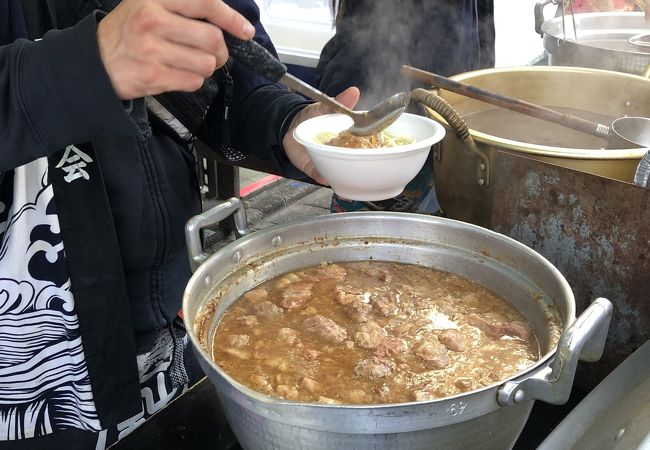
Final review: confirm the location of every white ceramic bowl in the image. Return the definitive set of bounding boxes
[293,113,446,201]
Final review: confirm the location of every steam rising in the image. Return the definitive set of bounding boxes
[317,0,496,109]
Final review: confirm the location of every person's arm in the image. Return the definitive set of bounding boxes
[227,80,313,180]
[199,0,360,182]
[1,0,256,172]
[0,12,140,171]
[199,0,317,179]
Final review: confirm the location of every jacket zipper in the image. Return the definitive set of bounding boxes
[222,69,234,149]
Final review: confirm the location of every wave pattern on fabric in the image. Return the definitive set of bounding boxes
[0,159,100,440]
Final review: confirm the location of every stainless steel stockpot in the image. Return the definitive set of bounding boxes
[182,199,612,450]
[535,8,650,75]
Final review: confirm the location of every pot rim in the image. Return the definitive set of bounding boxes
[543,30,650,59]
[541,11,648,45]
[182,212,575,410]
[442,66,649,160]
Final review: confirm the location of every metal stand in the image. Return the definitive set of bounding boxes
[195,141,241,237]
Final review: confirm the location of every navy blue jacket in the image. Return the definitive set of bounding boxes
[0,0,27,44]
[0,0,310,435]
[1,0,309,338]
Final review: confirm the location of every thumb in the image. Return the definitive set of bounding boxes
[316,86,361,115]
[335,86,361,109]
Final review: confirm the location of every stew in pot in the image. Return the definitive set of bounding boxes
[211,261,542,404]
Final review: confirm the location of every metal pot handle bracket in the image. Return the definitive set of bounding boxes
[498,297,612,406]
[185,197,249,272]
[534,0,558,36]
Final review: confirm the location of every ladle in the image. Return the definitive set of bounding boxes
[225,35,409,136]
[401,65,650,149]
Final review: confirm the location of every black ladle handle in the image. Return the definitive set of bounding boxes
[224,34,287,82]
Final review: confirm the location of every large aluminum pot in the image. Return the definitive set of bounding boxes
[182,198,612,450]
[535,8,650,76]
[430,66,650,225]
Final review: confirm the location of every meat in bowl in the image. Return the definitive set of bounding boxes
[316,131,415,149]
[211,261,546,405]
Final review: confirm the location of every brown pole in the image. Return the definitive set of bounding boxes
[401,65,610,140]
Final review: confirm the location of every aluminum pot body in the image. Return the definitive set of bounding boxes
[431,66,650,226]
[540,12,650,75]
[183,212,576,450]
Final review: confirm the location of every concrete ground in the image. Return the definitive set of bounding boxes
[238,167,268,188]
[202,171,334,252]
[239,176,332,232]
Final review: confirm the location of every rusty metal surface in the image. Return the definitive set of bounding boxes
[483,151,650,389]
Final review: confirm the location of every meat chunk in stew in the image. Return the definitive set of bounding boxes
[415,338,449,369]
[280,282,314,310]
[276,384,300,400]
[371,291,399,317]
[277,327,299,345]
[253,301,284,320]
[503,321,533,342]
[437,329,467,352]
[468,313,505,338]
[335,286,365,306]
[301,377,320,394]
[223,348,250,360]
[374,337,408,357]
[345,299,372,323]
[468,314,533,343]
[303,315,347,343]
[354,357,395,379]
[354,322,387,349]
[317,263,347,281]
[275,273,301,289]
[251,374,273,394]
[243,288,268,303]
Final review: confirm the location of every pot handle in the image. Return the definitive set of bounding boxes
[497,297,612,406]
[643,63,650,79]
[185,197,249,272]
[534,0,558,36]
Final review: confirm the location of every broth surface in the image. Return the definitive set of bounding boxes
[463,107,616,149]
[212,261,541,405]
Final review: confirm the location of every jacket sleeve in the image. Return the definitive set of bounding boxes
[198,0,312,179]
[0,12,139,172]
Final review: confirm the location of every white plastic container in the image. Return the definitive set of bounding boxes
[293,113,446,201]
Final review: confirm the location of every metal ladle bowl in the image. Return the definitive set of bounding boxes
[342,91,410,136]
[612,117,650,188]
[277,79,410,136]
[610,116,650,148]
